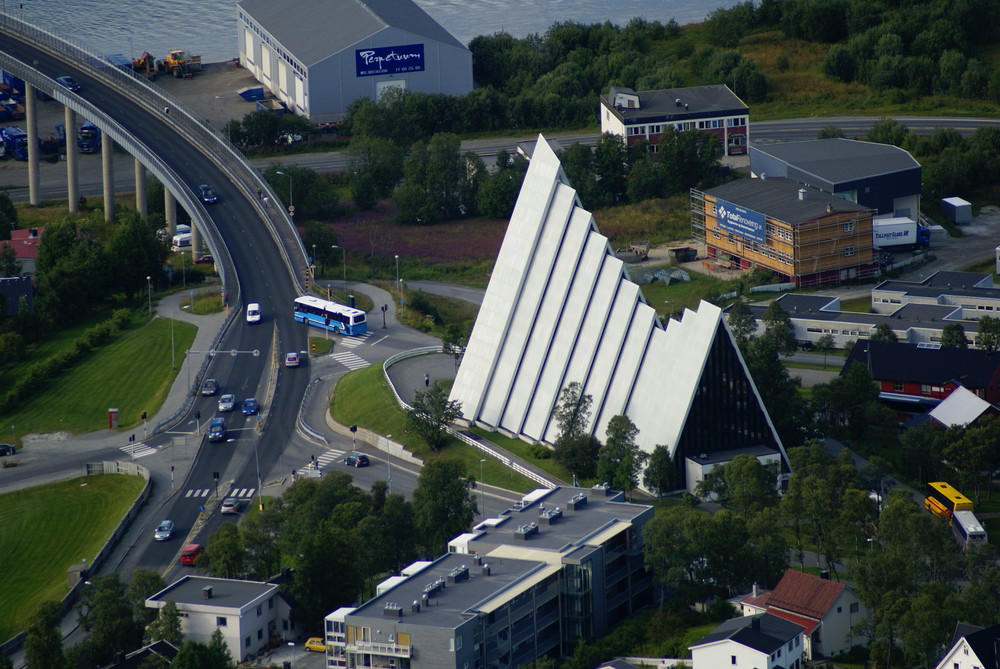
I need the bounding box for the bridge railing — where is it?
[0,11,308,296]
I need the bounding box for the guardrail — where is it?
[0,11,308,296]
[297,375,329,445]
[381,346,557,488]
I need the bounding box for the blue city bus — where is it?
[293,295,367,335]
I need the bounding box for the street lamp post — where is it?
[145,276,152,316]
[480,458,486,518]
[276,170,293,214]
[332,244,346,296]
[312,243,318,288]
[394,254,400,297]
[288,641,296,666]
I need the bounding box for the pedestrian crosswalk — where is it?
[332,350,370,370]
[293,447,345,477]
[120,442,157,459]
[184,487,256,499]
[339,332,373,349]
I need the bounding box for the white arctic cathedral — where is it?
[449,136,788,490]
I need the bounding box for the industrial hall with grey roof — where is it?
[237,0,472,120]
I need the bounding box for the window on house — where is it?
[258,629,264,640]
[837,606,842,613]
[731,656,737,665]
[844,246,855,257]
[850,603,860,613]
[246,636,251,648]
[844,221,854,233]
[257,605,262,616]
[217,617,227,627]
[269,597,274,609]
[921,384,931,394]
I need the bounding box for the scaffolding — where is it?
[690,188,878,287]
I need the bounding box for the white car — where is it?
[218,393,236,412]
[284,352,300,367]
[246,302,261,323]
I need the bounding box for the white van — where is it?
[246,303,261,323]
[171,232,192,252]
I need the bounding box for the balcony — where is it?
[346,641,412,658]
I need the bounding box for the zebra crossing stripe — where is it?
[228,488,257,498]
[120,442,156,458]
[339,332,373,349]
[185,489,210,498]
[331,351,369,370]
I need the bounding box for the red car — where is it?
[180,543,204,565]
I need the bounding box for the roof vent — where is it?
[540,507,563,525]
[383,602,403,618]
[513,522,539,540]
[798,189,807,201]
[826,203,833,213]
[567,493,588,510]
[411,600,421,613]
[759,172,766,181]
[202,586,213,599]
[675,98,682,107]
[481,563,491,577]
[684,103,689,110]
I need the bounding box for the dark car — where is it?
[344,453,369,467]
[242,397,259,416]
[200,378,219,396]
[198,184,219,204]
[0,444,15,456]
[194,254,214,265]
[56,75,81,92]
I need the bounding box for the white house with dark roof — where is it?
[934,623,1000,669]
[236,0,472,120]
[145,575,294,662]
[690,612,805,669]
[600,85,750,155]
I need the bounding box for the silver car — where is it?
[154,520,174,541]
[218,393,236,412]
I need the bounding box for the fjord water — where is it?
[16,0,737,65]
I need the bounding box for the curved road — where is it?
[0,28,308,574]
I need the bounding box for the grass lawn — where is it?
[469,426,572,485]
[838,296,872,313]
[331,365,537,493]
[0,474,147,641]
[179,289,224,314]
[6,318,196,437]
[639,272,738,320]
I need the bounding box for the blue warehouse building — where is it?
[750,139,921,220]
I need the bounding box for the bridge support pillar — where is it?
[134,160,147,218]
[165,189,177,236]
[101,136,115,222]
[24,83,40,206]
[191,221,201,261]
[65,108,79,214]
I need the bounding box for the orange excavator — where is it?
[132,51,156,78]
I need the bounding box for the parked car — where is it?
[0,444,15,456]
[201,378,219,396]
[179,543,204,565]
[218,394,235,412]
[56,75,81,92]
[304,637,326,652]
[242,397,259,416]
[284,351,300,367]
[198,184,218,204]
[344,453,369,467]
[220,497,240,514]
[194,254,214,265]
[154,520,174,541]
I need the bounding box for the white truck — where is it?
[873,217,930,249]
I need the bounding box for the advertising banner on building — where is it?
[356,44,425,77]
[715,198,766,244]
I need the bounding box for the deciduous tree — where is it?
[642,445,677,499]
[726,300,757,345]
[597,415,647,496]
[406,385,463,451]
[413,458,478,556]
[23,601,64,669]
[148,600,184,646]
[975,315,1000,352]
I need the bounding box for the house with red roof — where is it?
[2,226,43,275]
[739,570,867,660]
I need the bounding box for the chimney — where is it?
[820,570,830,580]
[202,586,213,599]
[29,227,38,237]
[752,582,759,598]
[798,189,807,201]
[751,616,760,631]
[481,563,491,577]
[411,600,421,613]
